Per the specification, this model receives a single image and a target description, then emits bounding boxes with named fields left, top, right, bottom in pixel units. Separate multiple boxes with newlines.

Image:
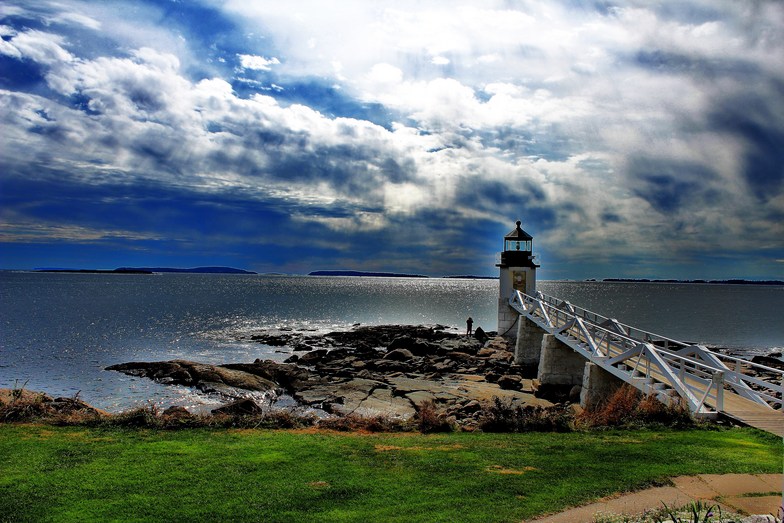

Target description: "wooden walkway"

left=615, top=349, right=783, bottom=436
left=716, top=402, right=783, bottom=437
left=510, top=290, right=783, bottom=437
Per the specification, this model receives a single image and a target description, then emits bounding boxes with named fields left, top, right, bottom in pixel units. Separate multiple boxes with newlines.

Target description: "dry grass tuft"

left=414, top=400, right=454, bottom=433
left=578, top=385, right=694, bottom=429
left=478, top=397, right=574, bottom=432
left=318, top=413, right=411, bottom=433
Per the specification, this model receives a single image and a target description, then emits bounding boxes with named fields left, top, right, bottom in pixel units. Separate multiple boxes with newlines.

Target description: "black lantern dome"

left=498, top=220, right=538, bottom=268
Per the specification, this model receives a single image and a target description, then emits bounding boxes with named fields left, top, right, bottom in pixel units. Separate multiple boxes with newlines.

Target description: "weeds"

left=414, top=400, right=453, bottom=433
left=578, top=385, right=695, bottom=429
left=2, top=383, right=698, bottom=432
left=478, top=397, right=573, bottom=432
left=594, top=501, right=743, bottom=523
left=657, top=501, right=722, bottom=523
left=318, top=413, right=411, bottom=432
left=11, top=379, right=29, bottom=400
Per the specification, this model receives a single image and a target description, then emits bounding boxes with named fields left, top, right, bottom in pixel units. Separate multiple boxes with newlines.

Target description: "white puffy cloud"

left=237, top=54, right=280, bottom=71
left=0, top=28, right=73, bottom=64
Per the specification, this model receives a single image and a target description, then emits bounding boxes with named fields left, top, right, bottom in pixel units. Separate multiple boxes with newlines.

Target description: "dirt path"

left=529, top=473, right=783, bottom=522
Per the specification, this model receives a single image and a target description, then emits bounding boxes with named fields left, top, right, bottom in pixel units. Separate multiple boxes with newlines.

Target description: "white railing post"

left=779, top=376, right=784, bottom=407
left=715, top=372, right=725, bottom=412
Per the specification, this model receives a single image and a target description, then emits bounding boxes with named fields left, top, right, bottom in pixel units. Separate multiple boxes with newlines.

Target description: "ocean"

left=1, top=272, right=782, bottom=413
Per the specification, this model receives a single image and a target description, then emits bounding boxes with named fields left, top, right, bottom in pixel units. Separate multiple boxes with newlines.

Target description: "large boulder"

left=496, top=374, right=524, bottom=391
left=298, top=349, right=329, bottom=365
left=388, top=336, right=436, bottom=356
left=383, top=348, right=414, bottom=361
left=474, top=326, right=488, bottom=344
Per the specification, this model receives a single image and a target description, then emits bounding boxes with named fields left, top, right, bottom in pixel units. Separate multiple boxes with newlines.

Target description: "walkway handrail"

left=531, top=291, right=784, bottom=395
left=531, top=291, right=688, bottom=350
left=510, top=290, right=783, bottom=416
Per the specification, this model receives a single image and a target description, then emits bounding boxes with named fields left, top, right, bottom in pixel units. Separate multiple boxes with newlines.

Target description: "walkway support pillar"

left=537, top=334, right=585, bottom=386
left=580, top=362, right=623, bottom=409
left=515, top=317, right=545, bottom=367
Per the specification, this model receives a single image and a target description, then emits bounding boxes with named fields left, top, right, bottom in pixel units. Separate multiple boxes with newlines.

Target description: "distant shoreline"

left=308, top=270, right=498, bottom=279
left=34, top=266, right=257, bottom=275
left=599, top=278, right=784, bottom=286
left=37, top=268, right=153, bottom=275
left=8, top=269, right=781, bottom=285
left=308, top=270, right=429, bottom=278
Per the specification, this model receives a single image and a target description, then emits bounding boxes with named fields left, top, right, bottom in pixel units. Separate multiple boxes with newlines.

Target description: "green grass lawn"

left=0, top=425, right=780, bottom=522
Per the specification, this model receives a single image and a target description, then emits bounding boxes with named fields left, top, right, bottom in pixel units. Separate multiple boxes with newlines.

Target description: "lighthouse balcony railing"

left=510, top=290, right=783, bottom=413
left=495, top=252, right=538, bottom=265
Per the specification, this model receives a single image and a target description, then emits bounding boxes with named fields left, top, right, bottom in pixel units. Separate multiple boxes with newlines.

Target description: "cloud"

left=0, top=27, right=74, bottom=64
left=1, top=0, right=783, bottom=278
left=0, top=221, right=163, bottom=243
left=237, top=54, right=280, bottom=71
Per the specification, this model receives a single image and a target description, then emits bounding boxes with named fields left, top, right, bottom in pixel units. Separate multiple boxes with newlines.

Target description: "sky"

left=1, top=1, right=783, bottom=280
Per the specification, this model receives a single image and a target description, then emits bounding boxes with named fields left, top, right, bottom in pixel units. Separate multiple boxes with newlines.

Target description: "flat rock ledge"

left=107, top=324, right=554, bottom=425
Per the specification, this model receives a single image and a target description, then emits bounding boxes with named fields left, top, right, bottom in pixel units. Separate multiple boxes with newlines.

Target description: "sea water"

left=1, top=272, right=781, bottom=412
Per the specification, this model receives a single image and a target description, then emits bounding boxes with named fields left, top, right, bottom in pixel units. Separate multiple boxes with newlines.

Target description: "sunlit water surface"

left=1, top=273, right=781, bottom=412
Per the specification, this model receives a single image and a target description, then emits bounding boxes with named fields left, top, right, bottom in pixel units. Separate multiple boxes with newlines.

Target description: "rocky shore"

left=107, top=324, right=558, bottom=426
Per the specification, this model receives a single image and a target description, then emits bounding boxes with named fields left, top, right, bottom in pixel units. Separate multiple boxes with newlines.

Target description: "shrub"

left=1, top=394, right=49, bottom=422
left=317, top=413, right=411, bottom=432
left=478, top=397, right=573, bottom=433
left=109, top=405, right=163, bottom=428
left=414, top=400, right=453, bottom=433
left=578, top=385, right=694, bottom=429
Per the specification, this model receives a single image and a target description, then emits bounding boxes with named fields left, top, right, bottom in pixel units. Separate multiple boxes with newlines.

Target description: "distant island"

left=37, top=268, right=154, bottom=275
left=37, top=266, right=257, bottom=275
left=309, top=270, right=428, bottom=278
left=121, top=267, right=257, bottom=274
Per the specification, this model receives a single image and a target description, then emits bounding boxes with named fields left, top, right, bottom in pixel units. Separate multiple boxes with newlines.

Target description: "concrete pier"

left=537, top=334, right=585, bottom=386
left=580, top=362, right=623, bottom=409
left=514, top=317, right=545, bottom=366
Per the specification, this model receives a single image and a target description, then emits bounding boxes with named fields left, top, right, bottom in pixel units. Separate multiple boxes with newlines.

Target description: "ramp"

left=510, top=290, right=783, bottom=436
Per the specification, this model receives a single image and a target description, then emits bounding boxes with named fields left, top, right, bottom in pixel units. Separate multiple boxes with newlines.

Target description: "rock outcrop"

left=107, top=324, right=553, bottom=425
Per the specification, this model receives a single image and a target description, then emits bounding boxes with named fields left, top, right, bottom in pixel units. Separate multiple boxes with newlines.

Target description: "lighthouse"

left=497, top=220, right=539, bottom=338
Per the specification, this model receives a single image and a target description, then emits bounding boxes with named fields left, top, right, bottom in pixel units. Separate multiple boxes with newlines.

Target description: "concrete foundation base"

left=537, top=334, right=585, bottom=386
left=580, top=362, right=623, bottom=409
left=508, top=317, right=625, bottom=408
left=514, top=317, right=545, bottom=366
left=497, top=298, right=519, bottom=340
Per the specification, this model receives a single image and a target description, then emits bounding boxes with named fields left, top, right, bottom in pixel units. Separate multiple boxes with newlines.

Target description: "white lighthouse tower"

left=497, top=220, right=539, bottom=338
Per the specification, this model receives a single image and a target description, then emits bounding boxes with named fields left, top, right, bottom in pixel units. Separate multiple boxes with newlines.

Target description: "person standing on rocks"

left=466, top=317, right=473, bottom=336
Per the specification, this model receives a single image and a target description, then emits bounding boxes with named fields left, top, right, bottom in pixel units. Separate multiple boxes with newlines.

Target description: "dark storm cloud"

left=628, top=158, right=718, bottom=214
left=709, top=95, right=784, bottom=202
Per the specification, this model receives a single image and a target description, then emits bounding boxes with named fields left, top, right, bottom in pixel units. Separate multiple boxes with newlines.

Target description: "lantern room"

left=498, top=220, right=538, bottom=269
